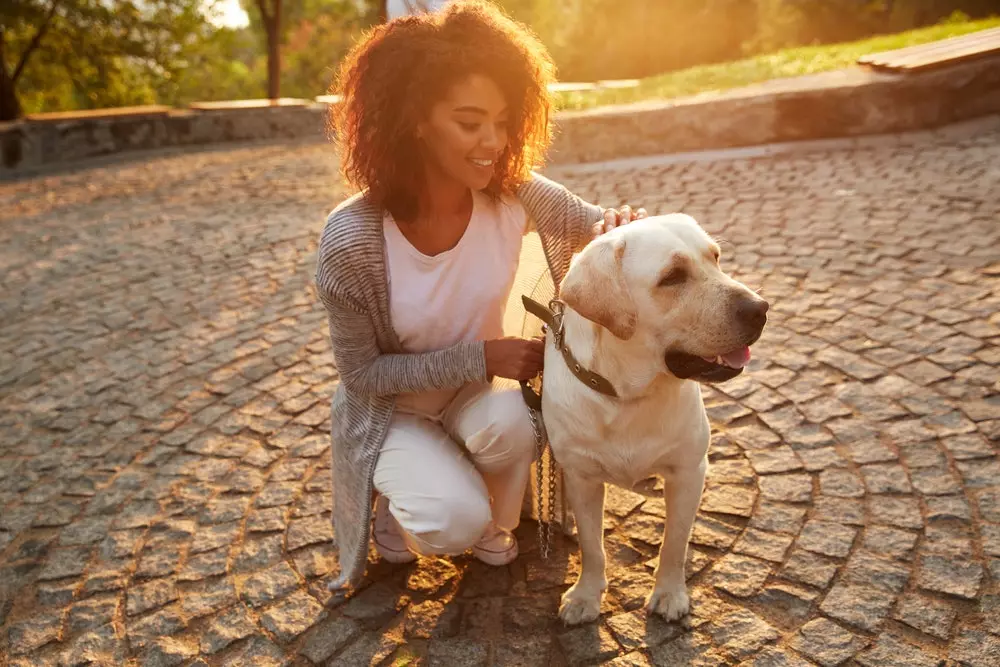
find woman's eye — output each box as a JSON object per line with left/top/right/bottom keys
{"left": 658, "top": 269, "right": 686, "bottom": 287}
{"left": 459, "top": 122, "right": 480, "bottom": 132}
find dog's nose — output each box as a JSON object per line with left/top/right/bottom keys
{"left": 737, "top": 297, "right": 769, "bottom": 331}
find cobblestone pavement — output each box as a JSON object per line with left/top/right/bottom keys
{"left": 2, "top": 122, "right": 999, "bottom": 667}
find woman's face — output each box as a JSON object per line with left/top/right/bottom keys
{"left": 418, "top": 74, "right": 509, "bottom": 192}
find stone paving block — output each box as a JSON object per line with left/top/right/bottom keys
{"left": 782, "top": 549, "right": 840, "bottom": 589}
{"left": 924, "top": 496, "right": 972, "bottom": 522}
{"left": 917, "top": 554, "right": 982, "bottom": 599}
{"left": 892, "top": 593, "right": 956, "bottom": 640}
{"left": 709, "top": 554, "right": 772, "bottom": 598}
{"left": 645, "top": 631, "right": 722, "bottom": 666}
{"left": 6, "top": 609, "right": 65, "bottom": 655}
{"left": 819, "top": 581, "right": 896, "bottom": 631}
{"left": 341, "top": 582, "right": 407, "bottom": 623}
{"left": 703, "top": 608, "right": 779, "bottom": 660}
{"left": 818, "top": 469, "right": 865, "bottom": 498}
{"left": 797, "top": 520, "right": 858, "bottom": 558}
{"left": 699, "top": 484, "right": 756, "bottom": 517}
{"left": 142, "top": 636, "right": 198, "bottom": 667}
{"left": 747, "top": 501, "right": 806, "bottom": 534}
{"left": 259, "top": 590, "right": 326, "bottom": 642}
{"left": 607, "top": 610, "right": 682, "bottom": 651}
{"left": 286, "top": 515, "right": 333, "bottom": 551}
{"left": 841, "top": 549, "right": 907, "bottom": 590}
{"left": 812, "top": 496, "right": 864, "bottom": 525}
{"left": 742, "top": 646, "right": 814, "bottom": 667}
{"left": 855, "top": 633, "right": 943, "bottom": 667}
{"left": 733, "top": 529, "right": 794, "bottom": 563}
{"left": 949, "top": 629, "right": 1000, "bottom": 667}
{"left": 758, "top": 474, "right": 813, "bottom": 503}
{"left": 427, "top": 637, "right": 489, "bottom": 666}
{"left": 127, "top": 578, "right": 178, "bottom": 616}
{"left": 219, "top": 636, "right": 288, "bottom": 667}
{"left": 753, "top": 582, "right": 817, "bottom": 623}
{"left": 126, "top": 604, "right": 187, "bottom": 649}
{"left": 869, "top": 495, "right": 924, "bottom": 530}
{"left": 789, "top": 618, "right": 868, "bottom": 667}
{"left": 240, "top": 562, "right": 301, "bottom": 608}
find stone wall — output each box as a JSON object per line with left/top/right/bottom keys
{"left": 2, "top": 54, "right": 999, "bottom": 176}
{"left": 546, "top": 55, "right": 1000, "bottom": 164}
{"left": 1, "top": 103, "right": 327, "bottom": 175}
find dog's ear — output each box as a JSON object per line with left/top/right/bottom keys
{"left": 560, "top": 235, "right": 637, "bottom": 340}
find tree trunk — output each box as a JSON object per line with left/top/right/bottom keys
{"left": 0, "top": 71, "right": 21, "bottom": 121}
{"left": 259, "top": 0, "right": 282, "bottom": 100}
{"left": 0, "top": 35, "right": 23, "bottom": 121}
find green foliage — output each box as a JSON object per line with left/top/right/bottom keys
{"left": 2, "top": 0, "right": 216, "bottom": 117}
{"left": 168, "top": 26, "right": 264, "bottom": 106}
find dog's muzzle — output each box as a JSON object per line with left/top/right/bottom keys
{"left": 665, "top": 295, "right": 768, "bottom": 383}
{"left": 664, "top": 351, "right": 746, "bottom": 383}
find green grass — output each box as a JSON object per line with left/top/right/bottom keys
{"left": 554, "top": 17, "right": 1000, "bottom": 111}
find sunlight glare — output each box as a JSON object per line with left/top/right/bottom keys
{"left": 210, "top": 0, "right": 250, "bottom": 29}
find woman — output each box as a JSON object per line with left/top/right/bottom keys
{"left": 316, "top": 0, "right": 645, "bottom": 591}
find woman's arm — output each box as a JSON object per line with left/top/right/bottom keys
{"left": 320, "top": 288, "right": 488, "bottom": 398}
{"left": 517, "top": 172, "right": 603, "bottom": 252}
{"left": 518, "top": 172, "right": 646, "bottom": 251}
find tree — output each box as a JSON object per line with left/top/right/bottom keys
{"left": 253, "top": 0, "right": 283, "bottom": 99}
{"left": 242, "top": 0, "right": 380, "bottom": 100}
{"left": 0, "top": 0, "right": 210, "bottom": 120}
{"left": 1, "top": 1, "right": 59, "bottom": 120}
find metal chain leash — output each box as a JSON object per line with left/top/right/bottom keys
{"left": 527, "top": 298, "right": 566, "bottom": 561}
{"left": 527, "top": 399, "right": 556, "bottom": 560}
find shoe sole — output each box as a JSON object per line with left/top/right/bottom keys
{"left": 375, "top": 545, "right": 417, "bottom": 564}
{"left": 472, "top": 543, "right": 519, "bottom": 567}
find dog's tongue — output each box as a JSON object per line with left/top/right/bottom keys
{"left": 721, "top": 346, "right": 752, "bottom": 369}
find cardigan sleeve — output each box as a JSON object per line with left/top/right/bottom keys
{"left": 318, "top": 287, "right": 489, "bottom": 398}
{"left": 517, "top": 171, "right": 604, "bottom": 252}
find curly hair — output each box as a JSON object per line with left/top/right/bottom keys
{"left": 330, "top": 0, "right": 556, "bottom": 222}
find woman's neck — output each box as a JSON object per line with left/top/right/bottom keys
{"left": 415, "top": 167, "right": 472, "bottom": 226}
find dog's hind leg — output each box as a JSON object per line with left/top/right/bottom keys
{"left": 558, "top": 473, "right": 607, "bottom": 625}
{"left": 647, "top": 457, "right": 706, "bottom": 622}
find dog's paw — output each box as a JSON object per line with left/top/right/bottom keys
{"left": 645, "top": 584, "right": 690, "bottom": 622}
{"left": 559, "top": 586, "right": 602, "bottom": 625}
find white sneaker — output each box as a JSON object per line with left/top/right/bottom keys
{"left": 372, "top": 495, "right": 416, "bottom": 564}
{"left": 472, "top": 522, "right": 519, "bottom": 566}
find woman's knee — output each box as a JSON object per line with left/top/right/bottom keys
{"left": 465, "top": 390, "right": 535, "bottom": 466}
{"left": 402, "top": 488, "right": 492, "bottom": 555}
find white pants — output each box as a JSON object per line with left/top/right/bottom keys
{"left": 373, "top": 382, "right": 536, "bottom": 556}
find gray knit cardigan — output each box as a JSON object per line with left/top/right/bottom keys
{"left": 314, "top": 172, "right": 603, "bottom": 590}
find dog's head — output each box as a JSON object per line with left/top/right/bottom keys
{"left": 560, "top": 214, "right": 768, "bottom": 383}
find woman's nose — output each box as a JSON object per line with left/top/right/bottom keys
{"left": 481, "top": 125, "right": 504, "bottom": 151}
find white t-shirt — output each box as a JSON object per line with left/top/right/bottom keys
{"left": 384, "top": 190, "right": 527, "bottom": 415}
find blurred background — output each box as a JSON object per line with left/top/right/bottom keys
{"left": 2, "top": 0, "right": 998, "bottom": 121}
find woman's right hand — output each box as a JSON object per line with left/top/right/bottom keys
{"left": 485, "top": 337, "right": 545, "bottom": 381}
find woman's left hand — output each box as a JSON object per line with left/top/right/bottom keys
{"left": 592, "top": 204, "right": 648, "bottom": 238}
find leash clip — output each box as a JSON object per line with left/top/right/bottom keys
{"left": 548, "top": 299, "right": 566, "bottom": 350}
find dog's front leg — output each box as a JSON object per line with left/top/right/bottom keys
{"left": 559, "top": 473, "right": 607, "bottom": 625}
{"left": 647, "top": 457, "right": 706, "bottom": 621}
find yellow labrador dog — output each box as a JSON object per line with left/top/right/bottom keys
{"left": 542, "top": 213, "right": 768, "bottom": 625}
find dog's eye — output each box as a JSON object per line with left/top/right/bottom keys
{"left": 658, "top": 268, "right": 686, "bottom": 287}
{"left": 712, "top": 250, "right": 721, "bottom": 263}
